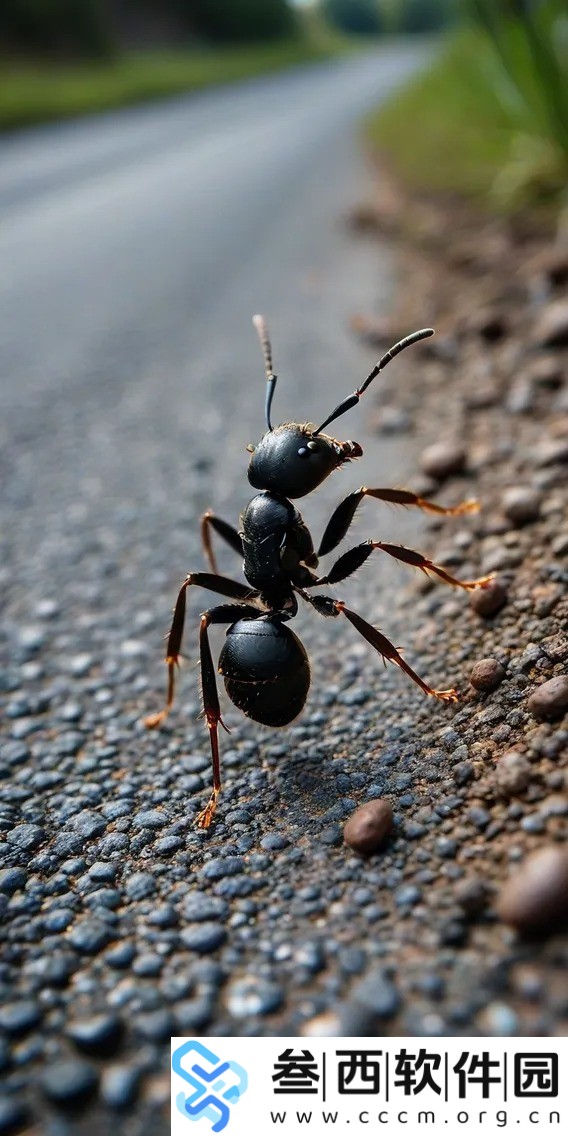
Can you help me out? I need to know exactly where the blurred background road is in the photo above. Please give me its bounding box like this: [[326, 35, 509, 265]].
[[0, 45, 428, 585], [0, 47, 424, 432]]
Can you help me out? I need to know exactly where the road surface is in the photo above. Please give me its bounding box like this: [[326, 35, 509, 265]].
[[0, 45, 438, 1133]]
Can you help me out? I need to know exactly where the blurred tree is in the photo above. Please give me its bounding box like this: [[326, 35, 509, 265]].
[[321, 0, 384, 35], [185, 0, 299, 43], [0, 0, 113, 58], [394, 0, 458, 32]]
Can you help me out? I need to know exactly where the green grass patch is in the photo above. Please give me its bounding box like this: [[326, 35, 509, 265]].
[[365, 30, 568, 210], [0, 33, 354, 131]]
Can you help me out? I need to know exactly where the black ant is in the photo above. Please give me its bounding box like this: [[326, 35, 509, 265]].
[[146, 317, 490, 828]]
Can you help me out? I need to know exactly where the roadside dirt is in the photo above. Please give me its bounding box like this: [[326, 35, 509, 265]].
[[325, 173, 568, 1037]]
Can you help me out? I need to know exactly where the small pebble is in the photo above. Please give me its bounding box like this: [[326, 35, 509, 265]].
[[179, 923, 227, 953], [477, 1002, 519, 1036], [227, 976, 283, 1018], [497, 846, 568, 932], [470, 658, 506, 692], [67, 919, 114, 955], [0, 1001, 41, 1036], [527, 676, 568, 721], [343, 799, 393, 854], [352, 969, 400, 1019], [420, 441, 466, 481], [469, 578, 507, 618], [101, 1064, 141, 1110], [533, 299, 568, 347], [502, 486, 541, 526], [495, 751, 532, 797], [0, 868, 27, 896], [5, 824, 45, 852], [535, 437, 568, 466], [0, 1097, 27, 1134], [66, 1013, 122, 1056], [455, 877, 489, 917], [40, 1059, 98, 1107]]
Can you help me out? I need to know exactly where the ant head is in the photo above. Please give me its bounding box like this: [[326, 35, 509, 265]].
[[247, 424, 362, 499], [249, 314, 433, 501]]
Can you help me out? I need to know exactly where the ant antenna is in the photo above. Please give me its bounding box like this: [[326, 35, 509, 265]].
[[253, 314, 277, 431], [313, 328, 434, 436]]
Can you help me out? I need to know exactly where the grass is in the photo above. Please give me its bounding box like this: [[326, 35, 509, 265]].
[[365, 29, 568, 210], [0, 29, 355, 132]]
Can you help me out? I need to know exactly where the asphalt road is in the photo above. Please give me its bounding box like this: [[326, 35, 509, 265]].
[[0, 45, 444, 1133]]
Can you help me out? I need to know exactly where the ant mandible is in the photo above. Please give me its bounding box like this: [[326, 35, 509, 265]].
[[146, 317, 490, 828]]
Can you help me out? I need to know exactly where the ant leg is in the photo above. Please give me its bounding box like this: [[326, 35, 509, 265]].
[[314, 540, 492, 590], [145, 573, 259, 729], [303, 592, 458, 703], [201, 510, 243, 574], [196, 603, 258, 829], [318, 487, 479, 557]]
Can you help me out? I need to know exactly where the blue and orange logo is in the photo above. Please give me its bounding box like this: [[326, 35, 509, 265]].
[[172, 1040, 248, 1132]]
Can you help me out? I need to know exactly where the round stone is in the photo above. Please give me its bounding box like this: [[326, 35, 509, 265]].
[[502, 487, 541, 526], [495, 751, 532, 797], [0, 1000, 41, 1036], [40, 1059, 98, 1106], [67, 919, 114, 955], [470, 658, 506, 692], [527, 676, 568, 721], [420, 441, 466, 481], [343, 800, 393, 855], [101, 1065, 141, 1110], [66, 1013, 122, 1055], [497, 847, 568, 932], [179, 923, 227, 953], [0, 868, 27, 896], [469, 578, 507, 618], [227, 976, 283, 1018]]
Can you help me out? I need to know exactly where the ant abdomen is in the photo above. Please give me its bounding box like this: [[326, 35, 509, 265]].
[[219, 617, 310, 726]]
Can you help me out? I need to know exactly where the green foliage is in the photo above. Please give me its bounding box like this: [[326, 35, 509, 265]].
[[187, 0, 298, 43], [321, 0, 384, 36], [394, 0, 458, 33], [0, 0, 112, 58], [366, 29, 568, 209], [464, 1, 568, 158]]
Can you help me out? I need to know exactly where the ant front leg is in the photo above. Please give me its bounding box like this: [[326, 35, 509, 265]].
[[145, 573, 258, 729], [318, 487, 479, 557], [301, 591, 458, 703], [201, 511, 243, 574], [196, 603, 257, 830], [314, 541, 492, 591]]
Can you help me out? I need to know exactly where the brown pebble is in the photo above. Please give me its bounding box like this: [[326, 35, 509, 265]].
[[495, 750, 532, 797], [534, 437, 568, 466], [470, 658, 506, 692], [502, 486, 541, 526], [529, 355, 564, 389], [527, 675, 568, 721], [497, 846, 568, 932], [469, 578, 507, 618], [343, 799, 393, 855], [533, 299, 568, 348], [455, 876, 490, 917], [420, 441, 466, 481]]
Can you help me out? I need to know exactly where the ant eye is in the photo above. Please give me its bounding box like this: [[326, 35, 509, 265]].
[[307, 440, 320, 452], [297, 447, 309, 459]]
